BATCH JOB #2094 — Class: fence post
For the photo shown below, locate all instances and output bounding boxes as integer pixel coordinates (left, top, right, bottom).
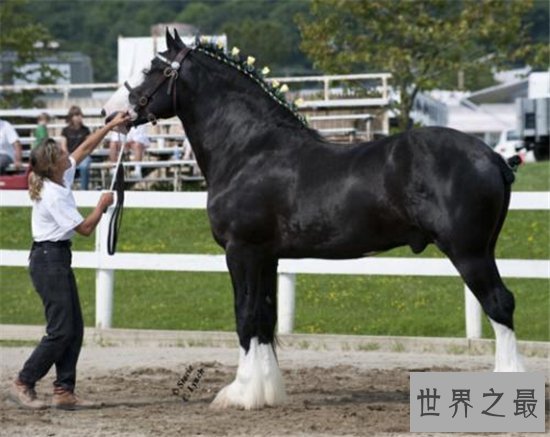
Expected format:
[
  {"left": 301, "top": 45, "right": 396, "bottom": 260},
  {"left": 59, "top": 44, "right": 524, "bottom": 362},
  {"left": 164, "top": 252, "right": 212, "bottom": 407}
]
[
  {"left": 277, "top": 273, "right": 296, "bottom": 334},
  {"left": 95, "top": 207, "right": 115, "bottom": 329},
  {"left": 323, "top": 78, "right": 330, "bottom": 101},
  {"left": 464, "top": 286, "right": 482, "bottom": 339},
  {"left": 381, "top": 75, "right": 388, "bottom": 100}
]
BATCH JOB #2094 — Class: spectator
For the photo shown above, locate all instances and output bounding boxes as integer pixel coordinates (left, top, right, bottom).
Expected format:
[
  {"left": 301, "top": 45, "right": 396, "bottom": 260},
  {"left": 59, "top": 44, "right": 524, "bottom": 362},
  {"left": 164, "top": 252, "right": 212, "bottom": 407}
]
[
  {"left": 8, "top": 112, "right": 130, "bottom": 410},
  {"left": 60, "top": 106, "right": 91, "bottom": 190},
  {"left": 108, "top": 124, "right": 150, "bottom": 178},
  {"left": 0, "top": 119, "right": 23, "bottom": 174},
  {"left": 33, "top": 113, "right": 50, "bottom": 149}
]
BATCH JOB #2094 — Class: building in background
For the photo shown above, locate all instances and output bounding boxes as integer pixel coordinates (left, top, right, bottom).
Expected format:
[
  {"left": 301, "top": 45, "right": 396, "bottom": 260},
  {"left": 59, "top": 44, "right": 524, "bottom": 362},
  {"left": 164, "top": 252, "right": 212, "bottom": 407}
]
[
  {"left": 0, "top": 51, "right": 93, "bottom": 98},
  {"left": 117, "top": 23, "right": 226, "bottom": 83},
  {"left": 411, "top": 70, "right": 547, "bottom": 148}
]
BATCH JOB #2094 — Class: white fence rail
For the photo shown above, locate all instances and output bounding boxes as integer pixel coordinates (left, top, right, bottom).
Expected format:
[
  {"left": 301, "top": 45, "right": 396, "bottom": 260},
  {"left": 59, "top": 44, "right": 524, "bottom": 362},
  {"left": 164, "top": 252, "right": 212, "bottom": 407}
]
[
  {"left": 0, "top": 73, "right": 391, "bottom": 109},
  {"left": 1, "top": 190, "right": 548, "bottom": 337}
]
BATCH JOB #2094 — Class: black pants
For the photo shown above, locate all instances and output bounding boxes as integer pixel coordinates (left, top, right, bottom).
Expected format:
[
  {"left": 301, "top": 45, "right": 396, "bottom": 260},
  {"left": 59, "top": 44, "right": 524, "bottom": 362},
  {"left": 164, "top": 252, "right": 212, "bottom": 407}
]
[{"left": 19, "top": 241, "right": 84, "bottom": 391}]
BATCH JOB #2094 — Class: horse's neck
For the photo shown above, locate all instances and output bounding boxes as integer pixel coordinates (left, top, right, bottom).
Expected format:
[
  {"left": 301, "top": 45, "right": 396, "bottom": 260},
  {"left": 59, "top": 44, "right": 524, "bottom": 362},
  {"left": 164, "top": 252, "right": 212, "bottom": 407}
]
[
  {"left": 177, "top": 88, "right": 273, "bottom": 181},
  {"left": 177, "top": 58, "right": 310, "bottom": 181},
  {"left": 177, "top": 112, "right": 214, "bottom": 179}
]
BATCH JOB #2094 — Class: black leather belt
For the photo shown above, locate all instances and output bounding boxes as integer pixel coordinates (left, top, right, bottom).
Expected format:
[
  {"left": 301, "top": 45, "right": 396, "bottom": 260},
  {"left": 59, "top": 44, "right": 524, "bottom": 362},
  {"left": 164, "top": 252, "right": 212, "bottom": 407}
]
[{"left": 32, "top": 240, "right": 71, "bottom": 248}]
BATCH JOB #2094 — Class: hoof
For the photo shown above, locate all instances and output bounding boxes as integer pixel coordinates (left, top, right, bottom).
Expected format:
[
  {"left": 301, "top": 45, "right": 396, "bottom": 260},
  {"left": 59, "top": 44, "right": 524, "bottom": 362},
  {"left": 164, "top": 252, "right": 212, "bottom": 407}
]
[
  {"left": 491, "top": 319, "right": 526, "bottom": 373},
  {"left": 210, "top": 338, "right": 286, "bottom": 410}
]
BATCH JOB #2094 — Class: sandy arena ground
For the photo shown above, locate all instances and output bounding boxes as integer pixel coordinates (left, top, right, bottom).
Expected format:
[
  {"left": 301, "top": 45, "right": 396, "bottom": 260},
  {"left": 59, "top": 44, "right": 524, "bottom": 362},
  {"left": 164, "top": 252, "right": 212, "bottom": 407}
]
[{"left": 1, "top": 342, "right": 548, "bottom": 437}]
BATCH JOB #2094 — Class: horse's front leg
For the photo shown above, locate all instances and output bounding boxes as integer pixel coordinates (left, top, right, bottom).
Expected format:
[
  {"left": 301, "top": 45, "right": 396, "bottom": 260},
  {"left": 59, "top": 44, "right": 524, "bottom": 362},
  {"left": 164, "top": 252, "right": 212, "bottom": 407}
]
[{"left": 211, "top": 243, "right": 286, "bottom": 410}]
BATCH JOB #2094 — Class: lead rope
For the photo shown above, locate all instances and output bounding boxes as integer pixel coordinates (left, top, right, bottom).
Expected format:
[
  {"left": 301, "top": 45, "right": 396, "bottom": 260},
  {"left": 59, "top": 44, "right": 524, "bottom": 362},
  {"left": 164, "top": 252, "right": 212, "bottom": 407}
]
[{"left": 107, "top": 134, "right": 125, "bottom": 255}]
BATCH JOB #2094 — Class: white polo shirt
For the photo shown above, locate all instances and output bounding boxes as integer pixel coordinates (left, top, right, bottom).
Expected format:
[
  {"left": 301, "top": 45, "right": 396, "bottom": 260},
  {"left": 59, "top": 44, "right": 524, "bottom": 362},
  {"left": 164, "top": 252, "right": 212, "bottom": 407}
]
[
  {"left": 0, "top": 119, "right": 20, "bottom": 160},
  {"left": 108, "top": 124, "right": 150, "bottom": 147},
  {"left": 32, "top": 157, "right": 84, "bottom": 242}
]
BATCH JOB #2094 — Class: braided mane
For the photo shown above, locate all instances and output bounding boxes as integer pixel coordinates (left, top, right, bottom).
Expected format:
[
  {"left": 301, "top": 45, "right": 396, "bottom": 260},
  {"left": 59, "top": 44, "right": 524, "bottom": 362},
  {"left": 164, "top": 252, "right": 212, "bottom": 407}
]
[{"left": 195, "top": 39, "right": 307, "bottom": 127}]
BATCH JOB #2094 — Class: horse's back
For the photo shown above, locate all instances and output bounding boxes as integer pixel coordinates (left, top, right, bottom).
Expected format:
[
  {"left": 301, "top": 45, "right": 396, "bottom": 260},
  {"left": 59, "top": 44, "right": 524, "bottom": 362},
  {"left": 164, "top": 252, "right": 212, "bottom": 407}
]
[
  {"left": 208, "top": 125, "right": 514, "bottom": 258},
  {"left": 380, "top": 126, "right": 512, "bottom": 194},
  {"left": 287, "top": 126, "right": 513, "bottom": 257}
]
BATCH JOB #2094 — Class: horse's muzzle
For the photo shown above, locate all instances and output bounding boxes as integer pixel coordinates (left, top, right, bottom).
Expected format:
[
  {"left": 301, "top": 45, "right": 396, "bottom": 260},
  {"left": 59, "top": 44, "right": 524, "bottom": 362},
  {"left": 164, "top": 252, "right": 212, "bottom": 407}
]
[
  {"left": 104, "top": 111, "right": 133, "bottom": 134},
  {"left": 104, "top": 111, "right": 119, "bottom": 124}
]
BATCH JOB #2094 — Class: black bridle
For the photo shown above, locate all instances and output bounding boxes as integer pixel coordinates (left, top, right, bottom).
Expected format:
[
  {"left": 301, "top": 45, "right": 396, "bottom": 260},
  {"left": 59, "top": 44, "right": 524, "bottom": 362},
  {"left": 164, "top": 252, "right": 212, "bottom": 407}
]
[
  {"left": 124, "top": 47, "right": 192, "bottom": 125},
  {"left": 107, "top": 47, "right": 191, "bottom": 255}
]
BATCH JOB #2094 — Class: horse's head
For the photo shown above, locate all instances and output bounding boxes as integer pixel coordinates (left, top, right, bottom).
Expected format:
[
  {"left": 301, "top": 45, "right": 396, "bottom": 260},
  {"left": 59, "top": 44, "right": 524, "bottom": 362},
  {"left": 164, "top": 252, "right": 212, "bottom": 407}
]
[{"left": 102, "top": 29, "right": 191, "bottom": 130}]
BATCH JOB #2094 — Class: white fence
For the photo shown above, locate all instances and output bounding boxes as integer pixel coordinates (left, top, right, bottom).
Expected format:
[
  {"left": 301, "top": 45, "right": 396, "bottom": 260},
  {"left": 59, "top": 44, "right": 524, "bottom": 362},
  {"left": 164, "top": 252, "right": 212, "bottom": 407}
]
[
  {"left": 0, "top": 73, "right": 391, "bottom": 109},
  {"left": 1, "top": 190, "right": 548, "bottom": 337},
  {"left": 0, "top": 74, "right": 391, "bottom": 141}
]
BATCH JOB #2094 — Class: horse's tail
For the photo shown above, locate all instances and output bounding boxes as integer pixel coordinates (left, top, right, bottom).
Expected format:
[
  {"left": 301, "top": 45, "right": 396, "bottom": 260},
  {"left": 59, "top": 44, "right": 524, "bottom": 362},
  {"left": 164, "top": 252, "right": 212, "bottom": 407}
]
[
  {"left": 495, "top": 154, "right": 522, "bottom": 185},
  {"left": 486, "top": 154, "right": 520, "bottom": 252},
  {"left": 507, "top": 155, "right": 522, "bottom": 173}
]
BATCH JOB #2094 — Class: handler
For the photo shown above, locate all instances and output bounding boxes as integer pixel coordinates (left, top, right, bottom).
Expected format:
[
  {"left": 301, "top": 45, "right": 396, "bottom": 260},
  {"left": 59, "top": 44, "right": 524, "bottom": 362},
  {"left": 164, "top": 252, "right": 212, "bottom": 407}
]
[{"left": 9, "top": 111, "right": 130, "bottom": 410}]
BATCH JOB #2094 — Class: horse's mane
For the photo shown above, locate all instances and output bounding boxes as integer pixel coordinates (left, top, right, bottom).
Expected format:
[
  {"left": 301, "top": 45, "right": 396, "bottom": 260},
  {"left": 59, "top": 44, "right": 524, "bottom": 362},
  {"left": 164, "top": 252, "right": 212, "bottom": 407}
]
[{"left": 194, "top": 40, "right": 308, "bottom": 128}]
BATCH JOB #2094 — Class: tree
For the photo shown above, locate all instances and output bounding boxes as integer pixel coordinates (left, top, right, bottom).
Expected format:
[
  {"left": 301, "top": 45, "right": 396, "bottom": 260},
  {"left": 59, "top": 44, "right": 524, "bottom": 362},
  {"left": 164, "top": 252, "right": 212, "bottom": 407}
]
[
  {"left": 176, "top": 0, "right": 312, "bottom": 74},
  {"left": 14, "top": 0, "right": 312, "bottom": 81},
  {"left": 297, "top": 0, "right": 538, "bottom": 131},
  {"left": 521, "top": 0, "right": 550, "bottom": 71},
  {"left": 0, "top": 0, "right": 61, "bottom": 107},
  {"left": 22, "top": 0, "right": 185, "bottom": 83}
]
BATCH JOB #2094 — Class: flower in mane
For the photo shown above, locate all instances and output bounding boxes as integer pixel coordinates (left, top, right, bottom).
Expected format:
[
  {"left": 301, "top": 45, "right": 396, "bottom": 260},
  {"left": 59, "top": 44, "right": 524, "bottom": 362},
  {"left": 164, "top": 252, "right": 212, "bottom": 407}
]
[{"left": 194, "top": 38, "right": 307, "bottom": 126}]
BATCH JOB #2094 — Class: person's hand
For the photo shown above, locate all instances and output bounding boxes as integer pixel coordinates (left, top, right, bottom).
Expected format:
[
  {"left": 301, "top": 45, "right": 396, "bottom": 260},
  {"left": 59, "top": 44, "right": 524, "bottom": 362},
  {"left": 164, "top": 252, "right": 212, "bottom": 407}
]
[
  {"left": 98, "top": 192, "right": 115, "bottom": 211},
  {"left": 107, "top": 111, "right": 131, "bottom": 129}
]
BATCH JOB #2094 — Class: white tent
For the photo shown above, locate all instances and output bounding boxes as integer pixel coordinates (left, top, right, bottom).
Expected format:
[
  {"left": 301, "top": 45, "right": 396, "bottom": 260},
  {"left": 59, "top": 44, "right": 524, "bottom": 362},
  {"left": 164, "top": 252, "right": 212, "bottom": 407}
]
[{"left": 117, "top": 35, "right": 227, "bottom": 83}]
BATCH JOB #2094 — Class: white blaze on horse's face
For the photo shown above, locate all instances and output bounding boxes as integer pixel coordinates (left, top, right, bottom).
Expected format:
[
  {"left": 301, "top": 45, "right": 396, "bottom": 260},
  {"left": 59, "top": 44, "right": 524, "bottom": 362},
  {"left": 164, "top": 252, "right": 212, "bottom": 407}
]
[{"left": 103, "top": 70, "right": 146, "bottom": 121}]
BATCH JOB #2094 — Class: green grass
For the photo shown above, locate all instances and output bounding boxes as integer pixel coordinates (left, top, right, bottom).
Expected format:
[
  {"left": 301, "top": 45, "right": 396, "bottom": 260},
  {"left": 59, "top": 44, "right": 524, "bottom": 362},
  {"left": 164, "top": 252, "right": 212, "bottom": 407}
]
[
  {"left": 1, "top": 267, "right": 547, "bottom": 341},
  {"left": 513, "top": 161, "right": 550, "bottom": 191},
  {"left": 294, "top": 275, "right": 549, "bottom": 341},
  {"left": 1, "top": 161, "right": 548, "bottom": 340},
  {"left": 0, "top": 340, "right": 39, "bottom": 347},
  {"left": 1, "top": 209, "right": 547, "bottom": 259}
]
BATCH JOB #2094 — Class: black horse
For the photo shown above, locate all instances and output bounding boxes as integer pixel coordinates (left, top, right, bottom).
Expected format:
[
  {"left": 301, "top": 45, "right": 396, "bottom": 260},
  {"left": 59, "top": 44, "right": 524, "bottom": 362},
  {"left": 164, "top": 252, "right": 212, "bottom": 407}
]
[{"left": 103, "top": 30, "right": 524, "bottom": 409}]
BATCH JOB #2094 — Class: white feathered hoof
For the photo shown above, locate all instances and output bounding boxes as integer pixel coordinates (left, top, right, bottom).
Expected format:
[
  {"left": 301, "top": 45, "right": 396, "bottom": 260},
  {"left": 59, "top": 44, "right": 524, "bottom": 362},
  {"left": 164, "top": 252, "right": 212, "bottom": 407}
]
[
  {"left": 211, "top": 338, "right": 287, "bottom": 410},
  {"left": 490, "top": 319, "right": 526, "bottom": 372}
]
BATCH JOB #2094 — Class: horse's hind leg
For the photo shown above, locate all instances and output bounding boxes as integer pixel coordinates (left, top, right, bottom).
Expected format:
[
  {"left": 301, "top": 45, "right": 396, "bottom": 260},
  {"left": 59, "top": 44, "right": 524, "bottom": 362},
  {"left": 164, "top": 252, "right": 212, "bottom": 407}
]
[
  {"left": 211, "top": 242, "right": 286, "bottom": 409},
  {"left": 452, "top": 254, "right": 524, "bottom": 371}
]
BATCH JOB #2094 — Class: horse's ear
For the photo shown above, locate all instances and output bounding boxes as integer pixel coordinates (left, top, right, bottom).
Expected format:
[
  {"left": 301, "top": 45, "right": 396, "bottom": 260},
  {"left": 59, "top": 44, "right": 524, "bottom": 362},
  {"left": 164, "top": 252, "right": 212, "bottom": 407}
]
[
  {"left": 172, "top": 28, "right": 186, "bottom": 49},
  {"left": 165, "top": 28, "right": 176, "bottom": 49}
]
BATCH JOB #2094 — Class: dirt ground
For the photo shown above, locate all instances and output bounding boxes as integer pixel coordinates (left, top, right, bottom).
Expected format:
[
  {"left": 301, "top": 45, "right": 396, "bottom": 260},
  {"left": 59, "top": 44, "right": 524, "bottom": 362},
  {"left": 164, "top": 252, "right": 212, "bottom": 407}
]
[{"left": 0, "top": 345, "right": 548, "bottom": 437}]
